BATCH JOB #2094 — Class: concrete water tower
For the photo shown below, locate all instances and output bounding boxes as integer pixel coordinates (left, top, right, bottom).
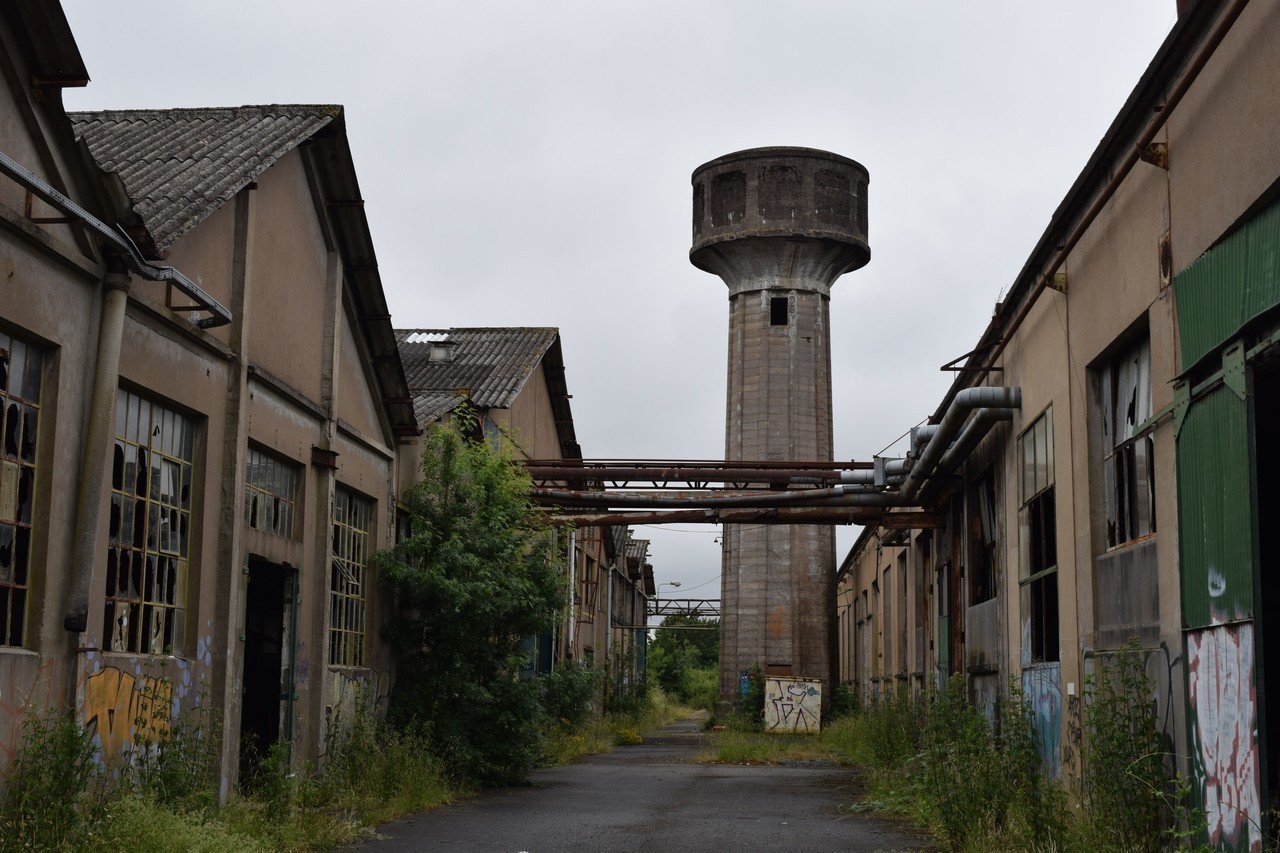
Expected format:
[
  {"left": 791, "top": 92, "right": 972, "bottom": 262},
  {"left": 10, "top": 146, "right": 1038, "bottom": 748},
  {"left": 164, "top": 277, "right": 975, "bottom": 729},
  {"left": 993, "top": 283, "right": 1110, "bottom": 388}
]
[{"left": 690, "top": 147, "right": 870, "bottom": 707}]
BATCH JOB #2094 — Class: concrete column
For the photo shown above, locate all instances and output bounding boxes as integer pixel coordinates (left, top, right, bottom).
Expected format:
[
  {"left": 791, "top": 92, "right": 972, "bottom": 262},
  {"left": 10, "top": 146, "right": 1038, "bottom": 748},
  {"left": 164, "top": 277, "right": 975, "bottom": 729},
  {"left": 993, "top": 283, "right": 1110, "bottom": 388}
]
[{"left": 65, "top": 267, "right": 131, "bottom": 635}]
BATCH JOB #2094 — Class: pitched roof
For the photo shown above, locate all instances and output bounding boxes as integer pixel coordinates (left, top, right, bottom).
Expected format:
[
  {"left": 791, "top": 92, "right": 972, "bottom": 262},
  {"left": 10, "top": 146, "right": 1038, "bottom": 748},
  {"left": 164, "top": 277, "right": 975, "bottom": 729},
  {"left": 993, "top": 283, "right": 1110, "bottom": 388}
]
[
  {"left": 396, "top": 327, "right": 559, "bottom": 426},
  {"left": 67, "top": 105, "right": 338, "bottom": 252}
]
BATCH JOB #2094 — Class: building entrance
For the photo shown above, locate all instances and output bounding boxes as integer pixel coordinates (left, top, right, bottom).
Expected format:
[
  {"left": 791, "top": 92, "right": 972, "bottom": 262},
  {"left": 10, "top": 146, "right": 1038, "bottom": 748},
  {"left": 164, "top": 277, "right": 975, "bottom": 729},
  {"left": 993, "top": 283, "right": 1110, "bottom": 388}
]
[{"left": 239, "top": 558, "right": 296, "bottom": 782}]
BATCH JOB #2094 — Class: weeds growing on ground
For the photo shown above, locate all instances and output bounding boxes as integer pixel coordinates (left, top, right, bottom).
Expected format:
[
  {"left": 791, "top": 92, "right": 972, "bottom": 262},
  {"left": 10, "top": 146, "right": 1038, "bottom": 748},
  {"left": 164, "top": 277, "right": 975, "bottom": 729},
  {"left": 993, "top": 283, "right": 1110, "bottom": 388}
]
[
  {"left": 0, "top": 710, "right": 101, "bottom": 850},
  {"left": 0, "top": 696, "right": 455, "bottom": 853},
  {"left": 830, "top": 645, "right": 1202, "bottom": 852},
  {"left": 541, "top": 687, "right": 696, "bottom": 765}
]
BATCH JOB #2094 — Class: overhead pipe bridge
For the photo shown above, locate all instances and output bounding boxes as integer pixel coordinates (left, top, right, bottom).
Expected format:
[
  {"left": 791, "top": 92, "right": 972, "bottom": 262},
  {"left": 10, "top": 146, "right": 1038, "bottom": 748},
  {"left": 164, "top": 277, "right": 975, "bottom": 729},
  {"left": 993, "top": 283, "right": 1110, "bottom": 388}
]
[{"left": 523, "top": 385, "right": 1021, "bottom": 531}]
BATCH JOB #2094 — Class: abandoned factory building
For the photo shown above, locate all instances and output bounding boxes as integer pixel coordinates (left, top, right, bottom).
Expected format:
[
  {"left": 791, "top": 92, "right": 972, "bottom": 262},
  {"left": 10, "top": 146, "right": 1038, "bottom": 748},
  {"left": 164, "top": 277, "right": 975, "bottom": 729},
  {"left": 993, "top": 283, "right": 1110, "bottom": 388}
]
[
  {"left": 0, "top": 1, "right": 649, "bottom": 794},
  {"left": 837, "top": 1, "right": 1280, "bottom": 849}
]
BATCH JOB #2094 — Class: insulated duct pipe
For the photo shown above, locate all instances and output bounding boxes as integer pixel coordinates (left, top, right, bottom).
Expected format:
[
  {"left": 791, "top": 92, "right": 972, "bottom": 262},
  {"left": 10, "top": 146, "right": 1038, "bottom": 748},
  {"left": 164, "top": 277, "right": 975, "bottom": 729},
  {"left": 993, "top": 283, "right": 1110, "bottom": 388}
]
[
  {"left": 839, "top": 459, "right": 908, "bottom": 485},
  {"left": 899, "top": 387, "right": 1021, "bottom": 503},
  {"left": 916, "top": 408, "right": 1014, "bottom": 507},
  {"left": 910, "top": 425, "right": 939, "bottom": 455}
]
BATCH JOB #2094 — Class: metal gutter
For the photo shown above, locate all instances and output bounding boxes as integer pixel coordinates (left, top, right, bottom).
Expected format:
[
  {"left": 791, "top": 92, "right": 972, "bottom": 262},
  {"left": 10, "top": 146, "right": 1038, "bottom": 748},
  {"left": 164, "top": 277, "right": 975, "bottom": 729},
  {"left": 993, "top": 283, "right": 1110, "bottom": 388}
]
[{"left": 0, "top": 149, "right": 232, "bottom": 328}]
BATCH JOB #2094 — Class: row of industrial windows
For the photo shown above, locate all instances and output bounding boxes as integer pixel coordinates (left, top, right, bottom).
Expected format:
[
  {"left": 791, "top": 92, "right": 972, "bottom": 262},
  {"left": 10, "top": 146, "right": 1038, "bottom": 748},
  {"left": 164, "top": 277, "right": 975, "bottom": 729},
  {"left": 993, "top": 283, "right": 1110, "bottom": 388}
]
[
  {"left": 847, "top": 331, "right": 1159, "bottom": 676},
  {"left": 1014, "top": 331, "right": 1156, "bottom": 665},
  {"left": 0, "top": 331, "right": 374, "bottom": 664}
]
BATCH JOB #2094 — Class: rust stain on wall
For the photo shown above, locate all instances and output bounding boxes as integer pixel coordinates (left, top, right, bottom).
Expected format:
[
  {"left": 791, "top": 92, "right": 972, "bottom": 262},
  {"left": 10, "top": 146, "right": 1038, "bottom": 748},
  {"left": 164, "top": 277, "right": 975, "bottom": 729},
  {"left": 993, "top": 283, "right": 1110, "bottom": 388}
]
[{"left": 766, "top": 605, "right": 789, "bottom": 639}]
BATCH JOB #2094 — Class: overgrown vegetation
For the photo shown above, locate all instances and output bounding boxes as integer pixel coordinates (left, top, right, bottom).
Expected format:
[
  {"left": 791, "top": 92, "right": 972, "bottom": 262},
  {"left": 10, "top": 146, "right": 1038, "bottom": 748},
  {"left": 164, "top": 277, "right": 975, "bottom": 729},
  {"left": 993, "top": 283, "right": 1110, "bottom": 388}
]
[
  {"left": 541, "top": 686, "right": 696, "bottom": 765},
  {"left": 646, "top": 614, "right": 719, "bottom": 711},
  {"left": 789, "top": 646, "right": 1201, "bottom": 852},
  {"left": 2, "top": 415, "right": 709, "bottom": 850},
  {"left": 373, "top": 410, "right": 564, "bottom": 787},
  {"left": 0, "top": 696, "right": 455, "bottom": 853}
]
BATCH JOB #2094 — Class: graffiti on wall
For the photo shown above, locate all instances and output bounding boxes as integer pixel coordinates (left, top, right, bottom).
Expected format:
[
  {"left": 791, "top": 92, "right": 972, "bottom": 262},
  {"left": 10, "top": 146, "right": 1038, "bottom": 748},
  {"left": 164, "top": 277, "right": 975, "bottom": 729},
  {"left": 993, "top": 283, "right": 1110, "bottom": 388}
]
[
  {"left": 764, "top": 676, "right": 822, "bottom": 734},
  {"left": 83, "top": 666, "right": 173, "bottom": 757},
  {"left": 1021, "top": 663, "right": 1062, "bottom": 778},
  {"left": 1188, "top": 623, "right": 1260, "bottom": 853}
]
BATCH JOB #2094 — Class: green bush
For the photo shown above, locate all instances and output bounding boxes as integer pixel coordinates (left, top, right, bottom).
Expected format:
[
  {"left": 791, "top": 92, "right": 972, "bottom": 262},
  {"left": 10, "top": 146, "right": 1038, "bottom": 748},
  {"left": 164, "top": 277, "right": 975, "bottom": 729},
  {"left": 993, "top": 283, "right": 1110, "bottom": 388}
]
[
  {"left": 0, "top": 710, "right": 100, "bottom": 850},
  {"left": 374, "top": 412, "right": 564, "bottom": 787},
  {"left": 1080, "top": 642, "right": 1183, "bottom": 851},
  {"left": 540, "top": 658, "right": 599, "bottom": 726}
]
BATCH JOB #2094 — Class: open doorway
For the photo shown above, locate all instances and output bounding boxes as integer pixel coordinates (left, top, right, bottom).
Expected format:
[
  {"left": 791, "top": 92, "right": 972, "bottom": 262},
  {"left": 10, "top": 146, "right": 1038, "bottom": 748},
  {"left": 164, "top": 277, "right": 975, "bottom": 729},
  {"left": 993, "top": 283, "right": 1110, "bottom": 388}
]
[
  {"left": 239, "top": 558, "right": 296, "bottom": 784},
  {"left": 1254, "top": 361, "right": 1280, "bottom": 813}
]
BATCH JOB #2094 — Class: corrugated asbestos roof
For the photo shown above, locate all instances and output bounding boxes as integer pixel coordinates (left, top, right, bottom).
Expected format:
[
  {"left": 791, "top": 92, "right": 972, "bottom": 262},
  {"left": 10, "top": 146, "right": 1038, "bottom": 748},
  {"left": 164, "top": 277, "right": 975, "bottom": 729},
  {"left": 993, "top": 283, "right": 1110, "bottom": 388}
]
[
  {"left": 396, "top": 327, "right": 559, "bottom": 427},
  {"left": 68, "top": 105, "right": 338, "bottom": 251}
]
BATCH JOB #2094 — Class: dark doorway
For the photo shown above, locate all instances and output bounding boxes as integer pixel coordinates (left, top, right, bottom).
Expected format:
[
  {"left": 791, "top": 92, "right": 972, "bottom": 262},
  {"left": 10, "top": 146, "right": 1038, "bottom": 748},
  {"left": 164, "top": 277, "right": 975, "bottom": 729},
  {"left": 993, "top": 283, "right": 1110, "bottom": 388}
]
[
  {"left": 239, "top": 559, "right": 294, "bottom": 783},
  {"left": 1253, "top": 362, "right": 1280, "bottom": 814}
]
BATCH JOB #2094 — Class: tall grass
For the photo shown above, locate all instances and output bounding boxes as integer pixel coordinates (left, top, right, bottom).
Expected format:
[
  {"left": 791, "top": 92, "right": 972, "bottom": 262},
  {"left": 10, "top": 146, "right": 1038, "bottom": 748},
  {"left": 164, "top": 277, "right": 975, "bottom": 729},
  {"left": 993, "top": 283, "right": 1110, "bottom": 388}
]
[
  {"left": 825, "top": 656, "right": 1199, "bottom": 853},
  {"left": 541, "top": 686, "right": 697, "bottom": 765},
  {"left": 0, "top": 699, "right": 456, "bottom": 853}
]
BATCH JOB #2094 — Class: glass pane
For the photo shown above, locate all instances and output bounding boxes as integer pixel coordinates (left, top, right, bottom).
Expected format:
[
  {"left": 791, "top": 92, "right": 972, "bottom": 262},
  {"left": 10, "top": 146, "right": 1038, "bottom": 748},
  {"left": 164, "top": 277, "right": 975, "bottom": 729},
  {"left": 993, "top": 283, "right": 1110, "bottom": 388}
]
[
  {"left": 1035, "top": 415, "right": 1050, "bottom": 492},
  {"left": 1019, "top": 507, "right": 1030, "bottom": 580},
  {"left": 1134, "top": 436, "right": 1155, "bottom": 538},
  {"left": 7, "top": 346, "right": 25, "bottom": 401},
  {"left": 22, "top": 346, "right": 41, "bottom": 401},
  {"left": 1105, "top": 451, "right": 1119, "bottom": 548}
]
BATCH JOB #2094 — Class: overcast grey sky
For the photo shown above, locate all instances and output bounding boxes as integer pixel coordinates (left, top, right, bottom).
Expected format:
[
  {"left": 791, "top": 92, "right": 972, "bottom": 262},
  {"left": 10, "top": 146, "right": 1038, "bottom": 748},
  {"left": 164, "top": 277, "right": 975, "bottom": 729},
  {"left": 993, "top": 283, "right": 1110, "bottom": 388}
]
[{"left": 61, "top": 1, "right": 1176, "bottom": 599}]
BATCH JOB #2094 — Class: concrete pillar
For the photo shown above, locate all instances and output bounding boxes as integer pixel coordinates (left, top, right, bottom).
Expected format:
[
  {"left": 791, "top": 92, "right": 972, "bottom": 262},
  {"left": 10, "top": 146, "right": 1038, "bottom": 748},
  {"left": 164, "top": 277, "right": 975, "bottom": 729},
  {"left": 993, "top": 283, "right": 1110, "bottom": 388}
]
[{"left": 689, "top": 147, "right": 870, "bottom": 708}]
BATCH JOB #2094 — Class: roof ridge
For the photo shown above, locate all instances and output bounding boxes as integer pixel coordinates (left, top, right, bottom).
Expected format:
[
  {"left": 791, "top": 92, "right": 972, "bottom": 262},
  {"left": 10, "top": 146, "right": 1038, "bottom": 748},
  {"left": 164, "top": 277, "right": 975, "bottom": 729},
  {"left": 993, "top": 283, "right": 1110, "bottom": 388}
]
[{"left": 67, "top": 104, "right": 342, "bottom": 119}]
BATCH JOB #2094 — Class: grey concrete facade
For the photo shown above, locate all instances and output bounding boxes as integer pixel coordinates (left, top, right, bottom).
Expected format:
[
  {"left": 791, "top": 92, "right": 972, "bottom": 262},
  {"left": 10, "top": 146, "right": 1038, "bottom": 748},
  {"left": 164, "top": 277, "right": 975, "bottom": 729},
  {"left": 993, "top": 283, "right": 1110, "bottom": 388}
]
[{"left": 690, "top": 148, "right": 869, "bottom": 705}]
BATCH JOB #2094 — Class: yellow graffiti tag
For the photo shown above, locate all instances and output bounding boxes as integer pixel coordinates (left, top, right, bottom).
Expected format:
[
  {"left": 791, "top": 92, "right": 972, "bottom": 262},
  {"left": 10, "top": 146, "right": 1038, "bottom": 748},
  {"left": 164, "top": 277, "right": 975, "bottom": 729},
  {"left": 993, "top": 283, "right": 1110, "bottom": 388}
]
[{"left": 83, "top": 667, "right": 172, "bottom": 757}]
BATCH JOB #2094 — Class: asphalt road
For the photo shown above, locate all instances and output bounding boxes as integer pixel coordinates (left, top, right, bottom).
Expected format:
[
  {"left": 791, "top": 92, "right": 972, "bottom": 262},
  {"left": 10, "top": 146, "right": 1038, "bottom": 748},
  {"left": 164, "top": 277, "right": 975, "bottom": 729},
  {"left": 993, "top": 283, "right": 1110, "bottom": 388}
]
[{"left": 353, "top": 719, "right": 926, "bottom": 852}]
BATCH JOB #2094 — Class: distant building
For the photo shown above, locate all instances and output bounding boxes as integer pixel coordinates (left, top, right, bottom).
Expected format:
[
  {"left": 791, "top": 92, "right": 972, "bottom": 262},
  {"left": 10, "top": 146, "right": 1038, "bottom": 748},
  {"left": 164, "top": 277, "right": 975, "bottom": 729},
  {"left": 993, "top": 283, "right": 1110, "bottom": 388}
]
[
  {"left": 396, "top": 328, "right": 649, "bottom": 690},
  {"left": 837, "top": 2, "right": 1280, "bottom": 847}
]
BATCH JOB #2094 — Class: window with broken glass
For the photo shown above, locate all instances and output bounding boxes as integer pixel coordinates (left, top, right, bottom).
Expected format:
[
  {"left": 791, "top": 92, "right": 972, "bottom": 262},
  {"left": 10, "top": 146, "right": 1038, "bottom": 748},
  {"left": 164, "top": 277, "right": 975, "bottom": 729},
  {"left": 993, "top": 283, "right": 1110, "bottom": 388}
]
[
  {"left": 1019, "top": 409, "right": 1059, "bottom": 663},
  {"left": 0, "top": 333, "right": 42, "bottom": 647},
  {"left": 244, "top": 445, "right": 299, "bottom": 538},
  {"left": 106, "top": 389, "right": 194, "bottom": 655},
  {"left": 968, "top": 466, "right": 998, "bottom": 604},
  {"left": 1100, "top": 336, "right": 1155, "bottom": 547},
  {"left": 330, "top": 487, "right": 372, "bottom": 667}
]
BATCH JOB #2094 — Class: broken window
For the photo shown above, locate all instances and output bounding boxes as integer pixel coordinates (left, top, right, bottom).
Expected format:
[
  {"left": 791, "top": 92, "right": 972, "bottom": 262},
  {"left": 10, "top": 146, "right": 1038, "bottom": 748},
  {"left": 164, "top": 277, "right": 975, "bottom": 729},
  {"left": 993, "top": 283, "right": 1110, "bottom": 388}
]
[
  {"left": 968, "top": 466, "right": 998, "bottom": 604},
  {"left": 105, "top": 389, "right": 194, "bottom": 655},
  {"left": 243, "top": 445, "right": 300, "bottom": 538},
  {"left": 1100, "top": 335, "right": 1155, "bottom": 547},
  {"left": 576, "top": 530, "right": 602, "bottom": 624},
  {"left": 0, "top": 333, "right": 42, "bottom": 647},
  {"left": 1019, "top": 409, "right": 1059, "bottom": 663},
  {"left": 329, "top": 487, "right": 372, "bottom": 667}
]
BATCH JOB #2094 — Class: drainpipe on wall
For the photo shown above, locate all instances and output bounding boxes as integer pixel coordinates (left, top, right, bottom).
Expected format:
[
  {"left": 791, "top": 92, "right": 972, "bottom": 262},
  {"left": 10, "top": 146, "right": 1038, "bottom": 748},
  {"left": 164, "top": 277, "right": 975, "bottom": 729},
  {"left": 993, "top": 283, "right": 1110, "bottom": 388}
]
[
  {"left": 565, "top": 529, "right": 576, "bottom": 661},
  {"left": 605, "top": 563, "right": 614, "bottom": 663},
  {"left": 65, "top": 264, "right": 131, "bottom": 633}
]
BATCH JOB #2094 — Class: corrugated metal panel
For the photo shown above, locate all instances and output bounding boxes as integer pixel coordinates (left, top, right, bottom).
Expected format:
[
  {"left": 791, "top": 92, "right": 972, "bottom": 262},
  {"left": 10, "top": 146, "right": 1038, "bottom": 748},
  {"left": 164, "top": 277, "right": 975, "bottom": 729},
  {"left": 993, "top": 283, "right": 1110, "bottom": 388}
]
[
  {"left": 1176, "top": 385, "right": 1254, "bottom": 628},
  {"left": 1176, "top": 199, "right": 1280, "bottom": 369}
]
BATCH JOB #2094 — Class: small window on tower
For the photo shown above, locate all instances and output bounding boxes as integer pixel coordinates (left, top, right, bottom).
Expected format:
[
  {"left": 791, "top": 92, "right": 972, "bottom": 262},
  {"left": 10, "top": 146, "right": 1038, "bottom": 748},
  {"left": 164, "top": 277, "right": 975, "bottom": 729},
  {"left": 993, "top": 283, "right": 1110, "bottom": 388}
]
[{"left": 770, "top": 296, "right": 788, "bottom": 326}]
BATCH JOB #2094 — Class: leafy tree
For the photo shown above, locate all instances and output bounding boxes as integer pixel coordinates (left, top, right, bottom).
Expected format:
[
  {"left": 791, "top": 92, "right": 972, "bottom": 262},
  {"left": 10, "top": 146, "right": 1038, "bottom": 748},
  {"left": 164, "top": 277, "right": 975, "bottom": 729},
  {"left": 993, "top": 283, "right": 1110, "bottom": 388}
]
[
  {"left": 647, "top": 615, "right": 719, "bottom": 708},
  {"left": 373, "top": 413, "right": 564, "bottom": 786}
]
